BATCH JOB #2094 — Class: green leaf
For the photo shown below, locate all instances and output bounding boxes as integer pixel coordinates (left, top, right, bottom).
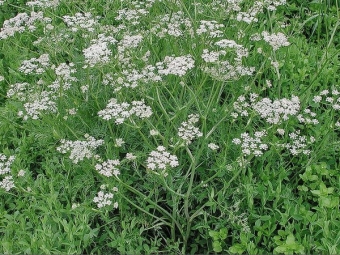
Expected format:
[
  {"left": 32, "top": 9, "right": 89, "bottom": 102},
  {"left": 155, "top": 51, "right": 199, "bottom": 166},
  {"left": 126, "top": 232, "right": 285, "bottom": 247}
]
[
  {"left": 219, "top": 228, "right": 228, "bottom": 240},
  {"left": 286, "top": 234, "right": 296, "bottom": 245},
  {"left": 212, "top": 241, "right": 222, "bottom": 253},
  {"left": 209, "top": 230, "right": 219, "bottom": 240},
  {"left": 229, "top": 243, "right": 246, "bottom": 254}
]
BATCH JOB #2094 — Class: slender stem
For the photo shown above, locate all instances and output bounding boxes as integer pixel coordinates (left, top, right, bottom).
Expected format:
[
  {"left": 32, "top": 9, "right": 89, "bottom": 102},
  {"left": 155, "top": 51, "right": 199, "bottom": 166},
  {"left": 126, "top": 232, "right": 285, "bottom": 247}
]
[
  {"left": 120, "top": 193, "right": 171, "bottom": 227},
  {"left": 116, "top": 176, "right": 184, "bottom": 236}
]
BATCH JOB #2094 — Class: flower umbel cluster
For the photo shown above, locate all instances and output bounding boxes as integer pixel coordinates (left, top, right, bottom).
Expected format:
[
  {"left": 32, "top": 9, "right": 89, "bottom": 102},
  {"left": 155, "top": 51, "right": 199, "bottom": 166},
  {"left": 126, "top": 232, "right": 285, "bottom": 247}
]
[
  {"left": 313, "top": 89, "right": 340, "bottom": 110},
  {"left": 0, "top": 154, "right": 15, "bottom": 191},
  {"left": 157, "top": 55, "right": 195, "bottom": 77},
  {"left": 95, "top": 159, "right": 120, "bottom": 177},
  {"left": 83, "top": 34, "right": 117, "bottom": 68},
  {"left": 178, "top": 114, "right": 203, "bottom": 145},
  {"left": 19, "top": 53, "right": 50, "bottom": 75},
  {"left": 196, "top": 20, "right": 225, "bottom": 38},
  {"left": 151, "top": 11, "right": 193, "bottom": 38},
  {"left": 252, "top": 95, "right": 300, "bottom": 124},
  {"left": 262, "top": 31, "right": 290, "bottom": 51},
  {"left": 63, "top": 12, "right": 99, "bottom": 32},
  {"left": 232, "top": 94, "right": 303, "bottom": 123},
  {"left": 281, "top": 130, "right": 315, "bottom": 156},
  {"left": 26, "top": 0, "right": 60, "bottom": 8},
  {"left": 103, "top": 65, "right": 161, "bottom": 91},
  {"left": 93, "top": 185, "right": 118, "bottom": 209},
  {"left": 146, "top": 146, "right": 179, "bottom": 177},
  {"left": 0, "top": 11, "right": 51, "bottom": 40},
  {"left": 57, "top": 134, "right": 104, "bottom": 164},
  {"left": 20, "top": 90, "right": 57, "bottom": 120},
  {"left": 232, "top": 131, "right": 268, "bottom": 157},
  {"left": 98, "top": 98, "right": 152, "bottom": 124}
]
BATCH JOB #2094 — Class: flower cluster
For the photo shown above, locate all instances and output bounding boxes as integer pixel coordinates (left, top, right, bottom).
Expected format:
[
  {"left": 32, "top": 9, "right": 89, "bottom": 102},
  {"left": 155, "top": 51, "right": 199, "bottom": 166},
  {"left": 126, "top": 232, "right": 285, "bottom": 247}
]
[
  {"left": 49, "top": 62, "right": 78, "bottom": 90},
  {"left": 19, "top": 53, "right": 50, "bottom": 75},
  {"left": 264, "top": 0, "right": 287, "bottom": 11},
  {"left": 151, "top": 11, "right": 193, "bottom": 38},
  {"left": 93, "top": 185, "right": 118, "bottom": 209},
  {"left": 208, "top": 143, "right": 219, "bottom": 151},
  {"left": 201, "top": 49, "right": 226, "bottom": 63},
  {"left": 63, "top": 12, "right": 99, "bottom": 33},
  {"left": 103, "top": 65, "right": 161, "bottom": 91},
  {"left": 262, "top": 31, "right": 290, "bottom": 51},
  {"left": 98, "top": 98, "right": 152, "bottom": 124},
  {"left": 232, "top": 131, "right": 268, "bottom": 157},
  {"left": 95, "top": 159, "right": 120, "bottom": 177},
  {"left": 0, "top": 11, "right": 51, "bottom": 40},
  {"left": 0, "top": 154, "right": 15, "bottom": 175},
  {"left": 252, "top": 95, "right": 300, "bottom": 124},
  {"left": 20, "top": 90, "right": 57, "bottom": 120},
  {"left": 232, "top": 94, "right": 304, "bottom": 123},
  {"left": 156, "top": 55, "right": 195, "bottom": 77},
  {"left": 297, "top": 108, "right": 319, "bottom": 125},
  {"left": 7, "top": 82, "right": 30, "bottom": 100},
  {"left": 146, "top": 146, "right": 179, "bottom": 177},
  {"left": 313, "top": 89, "right": 340, "bottom": 110},
  {"left": 178, "top": 114, "right": 203, "bottom": 145},
  {"left": 0, "top": 176, "right": 15, "bottom": 192},
  {"left": 280, "top": 130, "right": 315, "bottom": 155},
  {"left": 196, "top": 20, "right": 224, "bottom": 38},
  {"left": 0, "top": 154, "right": 15, "bottom": 191},
  {"left": 57, "top": 134, "right": 104, "bottom": 164},
  {"left": 116, "top": 8, "right": 148, "bottom": 25},
  {"left": 215, "top": 39, "right": 249, "bottom": 61},
  {"left": 83, "top": 34, "right": 117, "bottom": 68},
  {"left": 236, "top": 1, "right": 263, "bottom": 24},
  {"left": 26, "top": 0, "right": 60, "bottom": 8},
  {"left": 118, "top": 34, "right": 143, "bottom": 51},
  {"left": 203, "top": 60, "right": 255, "bottom": 81}
]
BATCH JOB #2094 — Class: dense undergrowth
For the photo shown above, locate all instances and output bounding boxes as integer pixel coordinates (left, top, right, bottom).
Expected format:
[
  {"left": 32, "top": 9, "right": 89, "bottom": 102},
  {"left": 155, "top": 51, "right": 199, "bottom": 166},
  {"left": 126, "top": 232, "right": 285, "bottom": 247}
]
[{"left": 0, "top": 0, "right": 339, "bottom": 254}]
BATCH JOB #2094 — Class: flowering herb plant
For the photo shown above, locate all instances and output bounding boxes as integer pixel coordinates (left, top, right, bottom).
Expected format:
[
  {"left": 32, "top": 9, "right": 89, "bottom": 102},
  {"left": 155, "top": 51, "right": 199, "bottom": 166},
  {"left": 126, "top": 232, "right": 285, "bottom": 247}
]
[{"left": 0, "top": 0, "right": 339, "bottom": 254}]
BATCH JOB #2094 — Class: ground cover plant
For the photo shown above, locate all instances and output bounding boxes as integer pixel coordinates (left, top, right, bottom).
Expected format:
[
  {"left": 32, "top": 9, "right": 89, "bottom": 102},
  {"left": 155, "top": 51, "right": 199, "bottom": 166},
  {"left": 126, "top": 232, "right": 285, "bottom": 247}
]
[{"left": 0, "top": 0, "right": 339, "bottom": 254}]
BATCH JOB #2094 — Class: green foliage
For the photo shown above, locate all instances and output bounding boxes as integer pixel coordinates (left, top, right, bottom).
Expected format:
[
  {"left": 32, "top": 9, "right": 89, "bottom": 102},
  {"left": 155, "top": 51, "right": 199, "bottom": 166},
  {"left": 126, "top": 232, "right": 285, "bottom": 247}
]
[{"left": 0, "top": 0, "right": 340, "bottom": 254}]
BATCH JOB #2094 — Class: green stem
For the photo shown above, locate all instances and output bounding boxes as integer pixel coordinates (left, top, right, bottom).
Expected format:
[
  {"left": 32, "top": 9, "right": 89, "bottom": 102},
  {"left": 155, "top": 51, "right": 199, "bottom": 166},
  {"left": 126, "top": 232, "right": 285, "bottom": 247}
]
[
  {"left": 116, "top": 176, "right": 184, "bottom": 236},
  {"left": 119, "top": 193, "right": 171, "bottom": 227}
]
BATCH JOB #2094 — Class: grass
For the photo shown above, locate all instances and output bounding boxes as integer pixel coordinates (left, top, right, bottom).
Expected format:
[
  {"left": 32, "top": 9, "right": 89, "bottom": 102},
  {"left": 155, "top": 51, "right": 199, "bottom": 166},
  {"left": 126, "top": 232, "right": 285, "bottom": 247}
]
[{"left": 0, "top": 0, "right": 339, "bottom": 254}]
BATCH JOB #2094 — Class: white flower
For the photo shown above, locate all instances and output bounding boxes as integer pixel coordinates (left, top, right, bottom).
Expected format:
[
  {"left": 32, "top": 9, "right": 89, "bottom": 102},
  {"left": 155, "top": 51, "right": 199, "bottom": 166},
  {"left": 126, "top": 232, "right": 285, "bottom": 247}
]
[
  {"left": 196, "top": 20, "right": 224, "bottom": 38},
  {"left": 157, "top": 55, "right": 195, "bottom": 77},
  {"left": 146, "top": 146, "right": 179, "bottom": 176},
  {"left": 98, "top": 98, "right": 152, "bottom": 124},
  {"left": 262, "top": 31, "right": 290, "bottom": 51},
  {"left": 115, "top": 138, "right": 125, "bottom": 147},
  {"left": 95, "top": 159, "right": 120, "bottom": 177},
  {"left": 57, "top": 135, "right": 104, "bottom": 164},
  {"left": 19, "top": 54, "right": 50, "bottom": 75},
  {"left": 93, "top": 191, "right": 114, "bottom": 208},
  {"left": 208, "top": 143, "right": 219, "bottom": 151},
  {"left": 83, "top": 34, "right": 117, "bottom": 67},
  {"left": 63, "top": 12, "right": 99, "bottom": 32},
  {"left": 26, "top": 0, "right": 60, "bottom": 8},
  {"left": 0, "top": 154, "right": 15, "bottom": 175},
  {"left": 0, "top": 176, "right": 15, "bottom": 191},
  {"left": 17, "top": 169, "right": 26, "bottom": 177},
  {"left": 178, "top": 114, "right": 203, "bottom": 145},
  {"left": 150, "top": 129, "right": 159, "bottom": 136},
  {"left": 0, "top": 11, "right": 50, "bottom": 40},
  {"left": 126, "top": 153, "right": 137, "bottom": 160},
  {"left": 233, "top": 131, "right": 268, "bottom": 157}
]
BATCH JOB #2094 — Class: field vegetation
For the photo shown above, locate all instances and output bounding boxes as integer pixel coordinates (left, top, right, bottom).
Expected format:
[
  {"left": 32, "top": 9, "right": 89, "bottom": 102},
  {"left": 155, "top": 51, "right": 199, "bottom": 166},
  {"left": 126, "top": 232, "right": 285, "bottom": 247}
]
[{"left": 0, "top": 0, "right": 339, "bottom": 253}]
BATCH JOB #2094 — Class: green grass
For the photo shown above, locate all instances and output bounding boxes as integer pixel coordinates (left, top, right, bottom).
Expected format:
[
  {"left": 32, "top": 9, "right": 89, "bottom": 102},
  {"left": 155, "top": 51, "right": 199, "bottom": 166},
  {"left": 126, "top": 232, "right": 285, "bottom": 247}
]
[{"left": 0, "top": 0, "right": 340, "bottom": 254}]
